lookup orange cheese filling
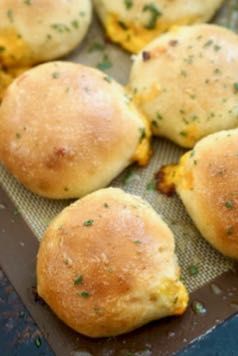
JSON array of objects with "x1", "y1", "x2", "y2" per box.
[
  {"x1": 0, "y1": 28, "x2": 33, "y2": 101},
  {"x1": 105, "y1": 13, "x2": 203, "y2": 53}
]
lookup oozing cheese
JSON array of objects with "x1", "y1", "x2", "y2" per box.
[
  {"x1": 105, "y1": 13, "x2": 202, "y2": 53},
  {"x1": 158, "y1": 152, "x2": 194, "y2": 194},
  {"x1": 0, "y1": 29, "x2": 33, "y2": 100}
]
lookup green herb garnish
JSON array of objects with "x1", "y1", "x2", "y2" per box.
[
  {"x1": 118, "y1": 21, "x2": 128, "y2": 30},
  {"x1": 52, "y1": 72, "x2": 60, "y2": 79},
  {"x1": 103, "y1": 75, "x2": 112, "y2": 83},
  {"x1": 203, "y1": 39, "x2": 213, "y2": 48},
  {"x1": 71, "y1": 20, "x2": 79, "y2": 29},
  {"x1": 156, "y1": 112, "x2": 163, "y2": 120},
  {"x1": 225, "y1": 200, "x2": 234, "y2": 209},
  {"x1": 51, "y1": 23, "x2": 70, "y2": 33},
  {"x1": 124, "y1": 0, "x2": 133, "y2": 9},
  {"x1": 88, "y1": 42, "x2": 105, "y2": 52},
  {"x1": 188, "y1": 265, "x2": 199, "y2": 276},
  {"x1": 122, "y1": 168, "x2": 134, "y2": 185},
  {"x1": 214, "y1": 44, "x2": 221, "y2": 51},
  {"x1": 7, "y1": 9, "x2": 14, "y2": 22},
  {"x1": 139, "y1": 128, "x2": 146, "y2": 142},
  {"x1": 146, "y1": 179, "x2": 156, "y2": 191},
  {"x1": 80, "y1": 291, "x2": 91, "y2": 298},
  {"x1": 83, "y1": 220, "x2": 94, "y2": 227},
  {"x1": 234, "y1": 83, "x2": 238, "y2": 93},
  {"x1": 192, "y1": 301, "x2": 207, "y2": 315},
  {"x1": 74, "y1": 275, "x2": 83, "y2": 285},
  {"x1": 35, "y1": 337, "x2": 41, "y2": 348},
  {"x1": 97, "y1": 54, "x2": 112, "y2": 71},
  {"x1": 143, "y1": 3, "x2": 162, "y2": 30}
]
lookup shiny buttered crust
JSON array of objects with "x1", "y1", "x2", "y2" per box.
[
  {"x1": 37, "y1": 188, "x2": 188, "y2": 337},
  {"x1": 0, "y1": 62, "x2": 151, "y2": 199},
  {"x1": 172, "y1": 129, "x2": 238, "y2": 259},
  {"x1": 129, "y1": 24, "x2": 238, "y2": 148},
  {"x1": 0, "y1": 0, "x2": 92, "y2": 67},
  {"x1": 93, "y1": 0, "x2": 223, "y2": 53}
]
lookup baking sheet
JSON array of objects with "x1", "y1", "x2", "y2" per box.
[
  {"x1": 1, "y1": 1, "x2": 238, "y2": 355},
  {"x1": 1, "y1": 0, "x2": 237, "y2": 292}
]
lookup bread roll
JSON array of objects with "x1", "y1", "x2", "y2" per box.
[
  {"x1": 0, "y1": 0, "x2": 92, "y2": 101},
  {"x1": 0, "y1": 0, "x2": 92, "y2": 67},
  {"x1": 129, "y1": 24, "x2": 238, "y2": 148},
  {"x1": 158, "y1": 129, "x2": 238, "y2": 259},
  {"x1": 0, "y1": 61, "x2": 151, "y2": 199},
  {"x1": 93, "y1": 0, "x2": 223, "y2": 53},
  {"x1": 37, "y1": 188, "x2": 188, "y2": 337}
]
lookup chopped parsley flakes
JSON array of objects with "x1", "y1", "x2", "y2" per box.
[
  {"x1": 233, "y1": 83, "x2": 238, "y2": 93},
  {"x1": 74, "y1": 275, "x2": 84, "y2": 285},
  {"x1": 97, "y1": 54, "x2": 112, "y2": 71},
  {"x1": 224, "y1": 200, "x2": 234, "y2": 209},
  {"x1": 79, "y1": 291, "x2": 91, "y2": 298},
  {"x1": 124, "y1": 0, "x2": 133, "y2": 9},
  {"x1": 83, "y1": 219, "x2": 94, "y2": 227},
  {"x1": 52, "y1": 72, "x2": 60, "y2": 79},
  {"x1": 143, "y1": 4, "x2": 162, "y2": 30}
]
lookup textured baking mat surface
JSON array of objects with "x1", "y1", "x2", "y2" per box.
[{"x1": 1, "y1": 0, "x2": 237, "y2": 293}]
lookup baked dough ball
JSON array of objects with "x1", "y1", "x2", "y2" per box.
[
  {"x1": 158, "y1": 129, "x2": 238, "y2": 259},
  {"x1": 129, "y1": 24, "x2": 238, "y2": 148},
  {"x1": 37, "y1": 188, "x2": 188, "y2": 337},
  {"x1": 0, "y1": 0, "x2": 92, "y2": 101},
  {"x1": 93, "y1": 0, "x2": 224, "y2": 53},
  {"x1": 0, "y1": 0, "x2": 92, "y2": 67},
  {"x1": 0, "y1": 61, "x2": 151, "y2": 199}
]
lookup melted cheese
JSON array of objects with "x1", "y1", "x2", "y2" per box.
[
  {"x1": 106, "y1": 13, "x2": 158, "y2": 53},
  {"x1": 0, "y1": 70, "x2": 13, "y2": 101},
  {"x1": 158, "y1": 152, "x2": 194, "y2": 194},
  {"x1": 133, "y1": 84, "x2": 162, "y2": 105},
  {"x1": 105, "y1": 13, "x2": 202, "y2": 53},
  {"x1": 158, "y1": 278, "x2": 189, "y2": 315},
  {"x1": 133, "y1": 109, "x2": 152, "y2": 166},
  {"x1": 0, "y1": 29, "x2": 34, "y2": 68},
  {"x1": 0, "y1": 29, "x2": 33, "y2": 100}
]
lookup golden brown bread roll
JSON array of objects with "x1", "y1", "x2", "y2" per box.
[
  {"x1": 158, "y1": 129, "x2": 238, "y2": 259},
  {"x1": 0, "y1": 61, "x2": 151, "y2": 199},
  {"x1": 129, "y1": 24, "x2": 238, "y2": 148},
  {"x1": 37, "y1": 188, "x2": 188, "y2": 337},
  {"x1": 0, "y1": 0, "x2": 92, "y2": 101},
  {"x1": 0, "y1": 0, "x2": 92, "y2": 67},
  {"x1": 93, "y1": 0, "x2": 224, "y2": 53}
]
